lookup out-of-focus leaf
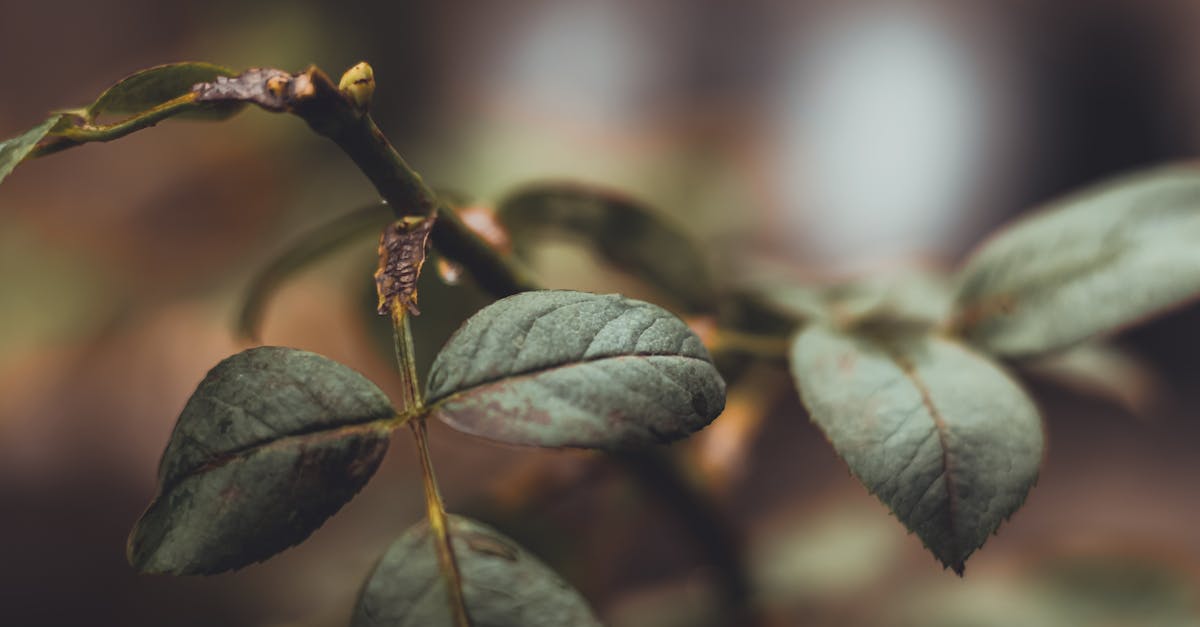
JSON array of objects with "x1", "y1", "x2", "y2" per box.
[
  {"x1": 1030, "y1": 554, "x2": 1199, "y2": 627},
  {"x1": 89, "y1": 62, "x2": 244, "y2": 121},
  {"x1": 896, "y1": 553, "x2": 1200, "y2": 627},
  {"x1": 238, "y1": 203, "x2": 393, "y2": 341},
  {"x1": 751, "y1": 502, "x2": 904, "y2": 607},
  {"x1": 426, "y1": 290, "x2": 726, "y2": 450},
  {"x1": 740, "y1": 268, "x2": 954, "y2": 330},
  {"x1": 128, "y1": 347, "x2": 395, "y2": 575},
  {"x1": 1021, "y1": 342, "x2": 1165, "y2": 419},
  {"x1": 732, "y1": 283, "x2": 828, "y2": 325},
  {"x1": 496, "y1": 184, "x2": 718, "y2": 313},
  {"x1": 352, "y1": 515, "x2": 602, "y2": 627},
  {"x1": 827, "y1": 270, "x2": 955, "y2": 330},
  {"x1": 0, "y1": 116, "x2": 64, "y2": 186},
  {"x1": 789, "y1": 324, "x2": 1043, "y2": 573},
  {"x1": 953, "y1": 164, "x2": 1200, "y2": 357}
]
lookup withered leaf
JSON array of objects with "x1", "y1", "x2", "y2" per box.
[
  {"x1": 425, "y1": 290, "x2": 726, "y2": 450},
  {"x1": 128, "y1": 347, "x2": 396, "y2": 575},
  {"x1": 192, "y1": 67, "x2": 297, "y2": 112},
  {"x1": 352, "y1": 515, "x2": 602, "y2": 627},
  {"x1": 375, "y1": 215, "x2": 436, "y2": 316},
  {"x1": 360, "y1": 250, "x2": 494, "y2": 386}
]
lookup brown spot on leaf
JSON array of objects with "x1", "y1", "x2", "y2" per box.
[
  {"x1": 463, "y1": 532, "x2": 519, "y2": 561},
  {"x1": 219, "y1": 484, "x2": 242, "y2": 503}
]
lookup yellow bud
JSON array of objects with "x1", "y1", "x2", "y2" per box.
[{"x1": 338, "y1": 61, "x2": 375, "y2": 113}]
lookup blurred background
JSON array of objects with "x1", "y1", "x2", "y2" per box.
[{"x1": 3, "y1": 0, "x2": 1200, "y2": 625}]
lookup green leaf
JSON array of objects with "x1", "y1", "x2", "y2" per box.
[
  {"x1": 1021, "y1": 341, "x2": 1164, "y2": 419},
  {"x1": 238, "y1": 203, "x2": 394, "y2": 341},
  {"x1": 953, "y1": 164, "x2": 1200, "y2": 356},
  {"x1": 426, "y1": 290, "x2": 726, "y2": 450},
  {"x1": 496, "y1": 184, "x2": 719, "y2": 312},
  {"x1": 128, "y1": 346, "x2": 396, "y2": 575},
  {"x1": 789, "y1": 324, "x2": 1043, "y2": 573},
  {"x1": 737, "y1": 283, "x2": 828, "y2": 323},
  {"x1": 742, "y1": 269, "x2": 954, "y2": 331},
  {"x1": 352, "y1": 515, "x2": 602, "y2": 627},
  {"x1": 0, "y1": 116, "x2": 63, "y2": 186},
  {"x1": 88, "y1": 62, "x2": 243, "y2": 121},
  {"x1": 826, "y1": 271, "x2": 955, "y2": 329}
]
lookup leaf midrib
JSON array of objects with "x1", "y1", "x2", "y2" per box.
[
  {"x1": 427, "y1": 352, "x2": 713, "y2": 409},
  {"x1": 887, "y1": 348, "x2": 963, "y2": 567},
  {"x1": 158, "y1": 415, "x2": 401, "y2": 497}
]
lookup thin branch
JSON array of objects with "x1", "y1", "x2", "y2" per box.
[
  {"x1": 612, "y1": 449, "x2": 760, "y2": 626},
  {"x1": 280, "y1": 66, "x2": 538, "y2": 299},
  {"x1": 388, "y1": 284, "x2": 470, "y2": 624},
  {"x1": 411, "y1": 417, "x2": 472, "y2": 627}
]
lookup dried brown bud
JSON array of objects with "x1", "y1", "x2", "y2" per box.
[{"x1": 375, "y1": 214, "x2": 436, "y2": 317}]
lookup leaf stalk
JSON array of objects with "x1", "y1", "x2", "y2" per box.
[{"x1": 392, "y1": 307, "x2": 471, "y2": 626}]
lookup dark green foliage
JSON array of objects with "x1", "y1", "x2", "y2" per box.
[
  {"x1": 87, "y1": 62, "x2": 243, "y2": 120},
  {"x1": 353, "y1": 515, "x2": 602, "y2": 627},
  {"x1": 128, "y1": 347, "x2": 395, "y2": 574},
  {"x1": 0, "y1": 116, "x2": 63, "y2": 184},
  {"x1": 426, "y1": 290, "x2": 726, "y2": 450}
]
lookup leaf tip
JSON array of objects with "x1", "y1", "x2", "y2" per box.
[{"x1": 126, "y1": 510, "x2": 167, "y2": 575}]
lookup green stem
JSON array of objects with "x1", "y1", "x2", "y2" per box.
[
  {"x1": 287, "y1": 67, "x2": 537, "y2": 299},
  {"x1": 31, "y1": 95, "x2": 203, "y2": 158},
  {"x1": 339, "y1": 115, "x2": 538, "y2": 295},
  {"x1": 390, "y1": 310, "x2": 423, "y2": 411},
  {"x1": 430, "y1": 205, "x2": 537, "y2": 297},
  {"x1": 329, "y1": 114, "x2": 438, "y2": 218},
  {"x1": 411, "y1": 417, "x2": 472, "y2": 627},
  {"x1": 391, "y1": 309, "x2": 471, "y2": 626},
  {"x1": 613, "y1": 450, "x2": 760, "y2": 626}
]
